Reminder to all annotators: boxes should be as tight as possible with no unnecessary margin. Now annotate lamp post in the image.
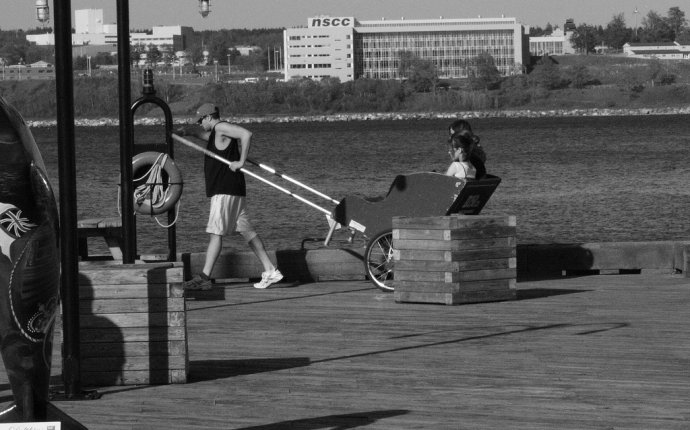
[199,0,211,17]
[634,7,639,39]
[35,0,49,25]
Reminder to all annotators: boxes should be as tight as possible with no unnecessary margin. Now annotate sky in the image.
[0,0,685,31]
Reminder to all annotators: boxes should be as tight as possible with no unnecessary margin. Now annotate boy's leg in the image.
[246,234,275,273]
[235,203,282,288]
[244,233,283,289]
[183,233,220,291]
[203,233,223,276]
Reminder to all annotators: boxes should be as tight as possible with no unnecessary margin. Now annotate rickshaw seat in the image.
[332,172,501,239]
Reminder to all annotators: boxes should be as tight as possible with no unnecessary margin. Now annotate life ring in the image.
[131,151,183,216]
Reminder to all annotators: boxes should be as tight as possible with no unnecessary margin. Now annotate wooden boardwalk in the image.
[2,272,689,429]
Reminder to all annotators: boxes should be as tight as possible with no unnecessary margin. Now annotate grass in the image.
[2,54,689,119]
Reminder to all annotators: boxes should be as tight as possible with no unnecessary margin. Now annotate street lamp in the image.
[35,0,49,24]
[199,0,211,18]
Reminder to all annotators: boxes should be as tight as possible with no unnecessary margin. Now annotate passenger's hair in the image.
[449,119,480,145]
[450,130,475,161]
[449,119,473,134]
[451,129,487,178]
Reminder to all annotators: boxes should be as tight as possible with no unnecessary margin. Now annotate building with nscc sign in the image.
[283,15,530,82]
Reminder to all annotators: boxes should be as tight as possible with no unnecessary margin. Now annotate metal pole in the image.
[245,159,339,204]
[172,134,333,215]
[117,0,136,263]
[53,0,81,398]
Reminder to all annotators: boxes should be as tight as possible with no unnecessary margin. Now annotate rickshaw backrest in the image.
[332,172,501,239]
[447,174,501,215]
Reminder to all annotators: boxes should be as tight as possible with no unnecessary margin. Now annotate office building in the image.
[283,15,530,82]
[26,9,192,53]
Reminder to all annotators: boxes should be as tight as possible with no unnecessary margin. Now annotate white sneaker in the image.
[254,269,283,289]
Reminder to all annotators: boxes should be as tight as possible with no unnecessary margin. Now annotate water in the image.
[30,114,690,255]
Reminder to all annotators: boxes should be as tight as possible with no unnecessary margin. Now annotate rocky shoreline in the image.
[27,106,690,127]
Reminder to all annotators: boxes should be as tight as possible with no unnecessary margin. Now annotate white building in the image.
[529,28,576,56]
[27,8,109,46]
[128,26,194,50]
[234,45,261,56]
[623,42,690,59]
[75,9,104,34]
[284,16,530,82]
[26,9,193,53]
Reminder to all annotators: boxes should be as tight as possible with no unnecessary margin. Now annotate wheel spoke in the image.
[365,231,395,292]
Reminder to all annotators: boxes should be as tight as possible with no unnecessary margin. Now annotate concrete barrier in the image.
[182,247,366,282]
[181,240,690,283]
[518,241,690,279]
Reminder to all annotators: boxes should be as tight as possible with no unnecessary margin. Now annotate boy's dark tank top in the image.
[204,121,246,197]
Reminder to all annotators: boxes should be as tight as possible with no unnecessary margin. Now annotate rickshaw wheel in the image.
[364,229,395,292]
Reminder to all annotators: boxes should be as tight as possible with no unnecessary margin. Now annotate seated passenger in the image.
[448,119,487,163]
[445,130,487,180]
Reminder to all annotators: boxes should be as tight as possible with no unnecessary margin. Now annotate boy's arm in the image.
[176,126,211,141]
[219,123,252,171]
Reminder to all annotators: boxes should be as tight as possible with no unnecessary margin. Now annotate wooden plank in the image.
[394,236,516,251]
[393,225,516,241]
[392,214,516,230]
[36,275,690,428]
[81,298,185,314]
[394,291,453,305]
[78,283,184,299]
[395,288,517,305]
[80,311,186,328]
[81,369,187,386]
[80,341,187,358]
[79,327,187,343]
[394,247,516,262]
[393,278,516,293]
[394,268,517,283]
[79,263,183,285]
[81,355,187,372]
[395,257,517,272]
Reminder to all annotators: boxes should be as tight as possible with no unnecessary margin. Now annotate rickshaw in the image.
[172,134,501,291]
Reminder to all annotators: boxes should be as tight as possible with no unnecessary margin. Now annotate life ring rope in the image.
[117,188,181,228]
[118,151,183,226]
[133,152,171,211]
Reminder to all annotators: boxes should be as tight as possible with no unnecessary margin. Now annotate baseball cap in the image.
[196,103,218,122]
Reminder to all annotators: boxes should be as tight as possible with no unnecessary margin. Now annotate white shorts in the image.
[206,195,255,238]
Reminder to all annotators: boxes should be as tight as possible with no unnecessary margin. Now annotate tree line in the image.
[0,6,687,69]
[2,52,687,120]
[533,6,689,52]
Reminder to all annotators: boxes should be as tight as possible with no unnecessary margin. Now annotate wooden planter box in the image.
[57,262,188,386]
[393,215,517,305]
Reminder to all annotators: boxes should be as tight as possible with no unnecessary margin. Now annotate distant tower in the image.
[564,18,576,32]
[35,0,49,25]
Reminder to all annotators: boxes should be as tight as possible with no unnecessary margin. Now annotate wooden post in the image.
[55,262,188,386]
